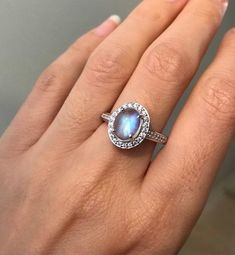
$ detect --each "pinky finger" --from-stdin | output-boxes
[0,15,121,156]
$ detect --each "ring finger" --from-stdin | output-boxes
[90,0,228,179]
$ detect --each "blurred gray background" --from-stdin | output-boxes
[0,1,234,254]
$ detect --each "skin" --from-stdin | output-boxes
[0,0,234,254]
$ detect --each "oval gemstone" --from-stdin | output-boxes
[113,108,141,140]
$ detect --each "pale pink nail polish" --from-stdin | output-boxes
[94,15,121,37]
[222,0,229,16]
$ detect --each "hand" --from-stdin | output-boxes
[0,0,234,254]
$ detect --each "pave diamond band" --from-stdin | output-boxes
[101,102,168,149]
[146,130,168,144]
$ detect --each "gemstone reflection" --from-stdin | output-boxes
[113,108,141,140]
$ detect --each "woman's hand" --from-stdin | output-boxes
[0,0,234,254]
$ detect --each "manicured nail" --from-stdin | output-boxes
[94,15,121,37]
[221,0,229,16]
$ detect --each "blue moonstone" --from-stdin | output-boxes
[114,108,141,140]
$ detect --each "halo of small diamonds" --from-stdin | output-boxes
[108,102,150,149]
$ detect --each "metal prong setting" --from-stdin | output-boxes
[101,113,111,123]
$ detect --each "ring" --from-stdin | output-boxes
[101,102,168,149]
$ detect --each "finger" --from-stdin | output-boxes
[0,16,120,155]
[43,0,189,149]
[115,0,228,130]
[92,0,228,178]
[143,29,235,252]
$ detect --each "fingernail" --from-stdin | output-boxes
[221,0,229,16]
[94,15,121,37]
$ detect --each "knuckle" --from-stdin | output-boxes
[77,188,107,219]
[36,66,61,93]
[75,177,117,219]
[201,76,235,125]
[85,43,131,85]
[190,4,222,26]
[142,43,189,83]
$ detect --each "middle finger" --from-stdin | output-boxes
[40,0,189,150]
